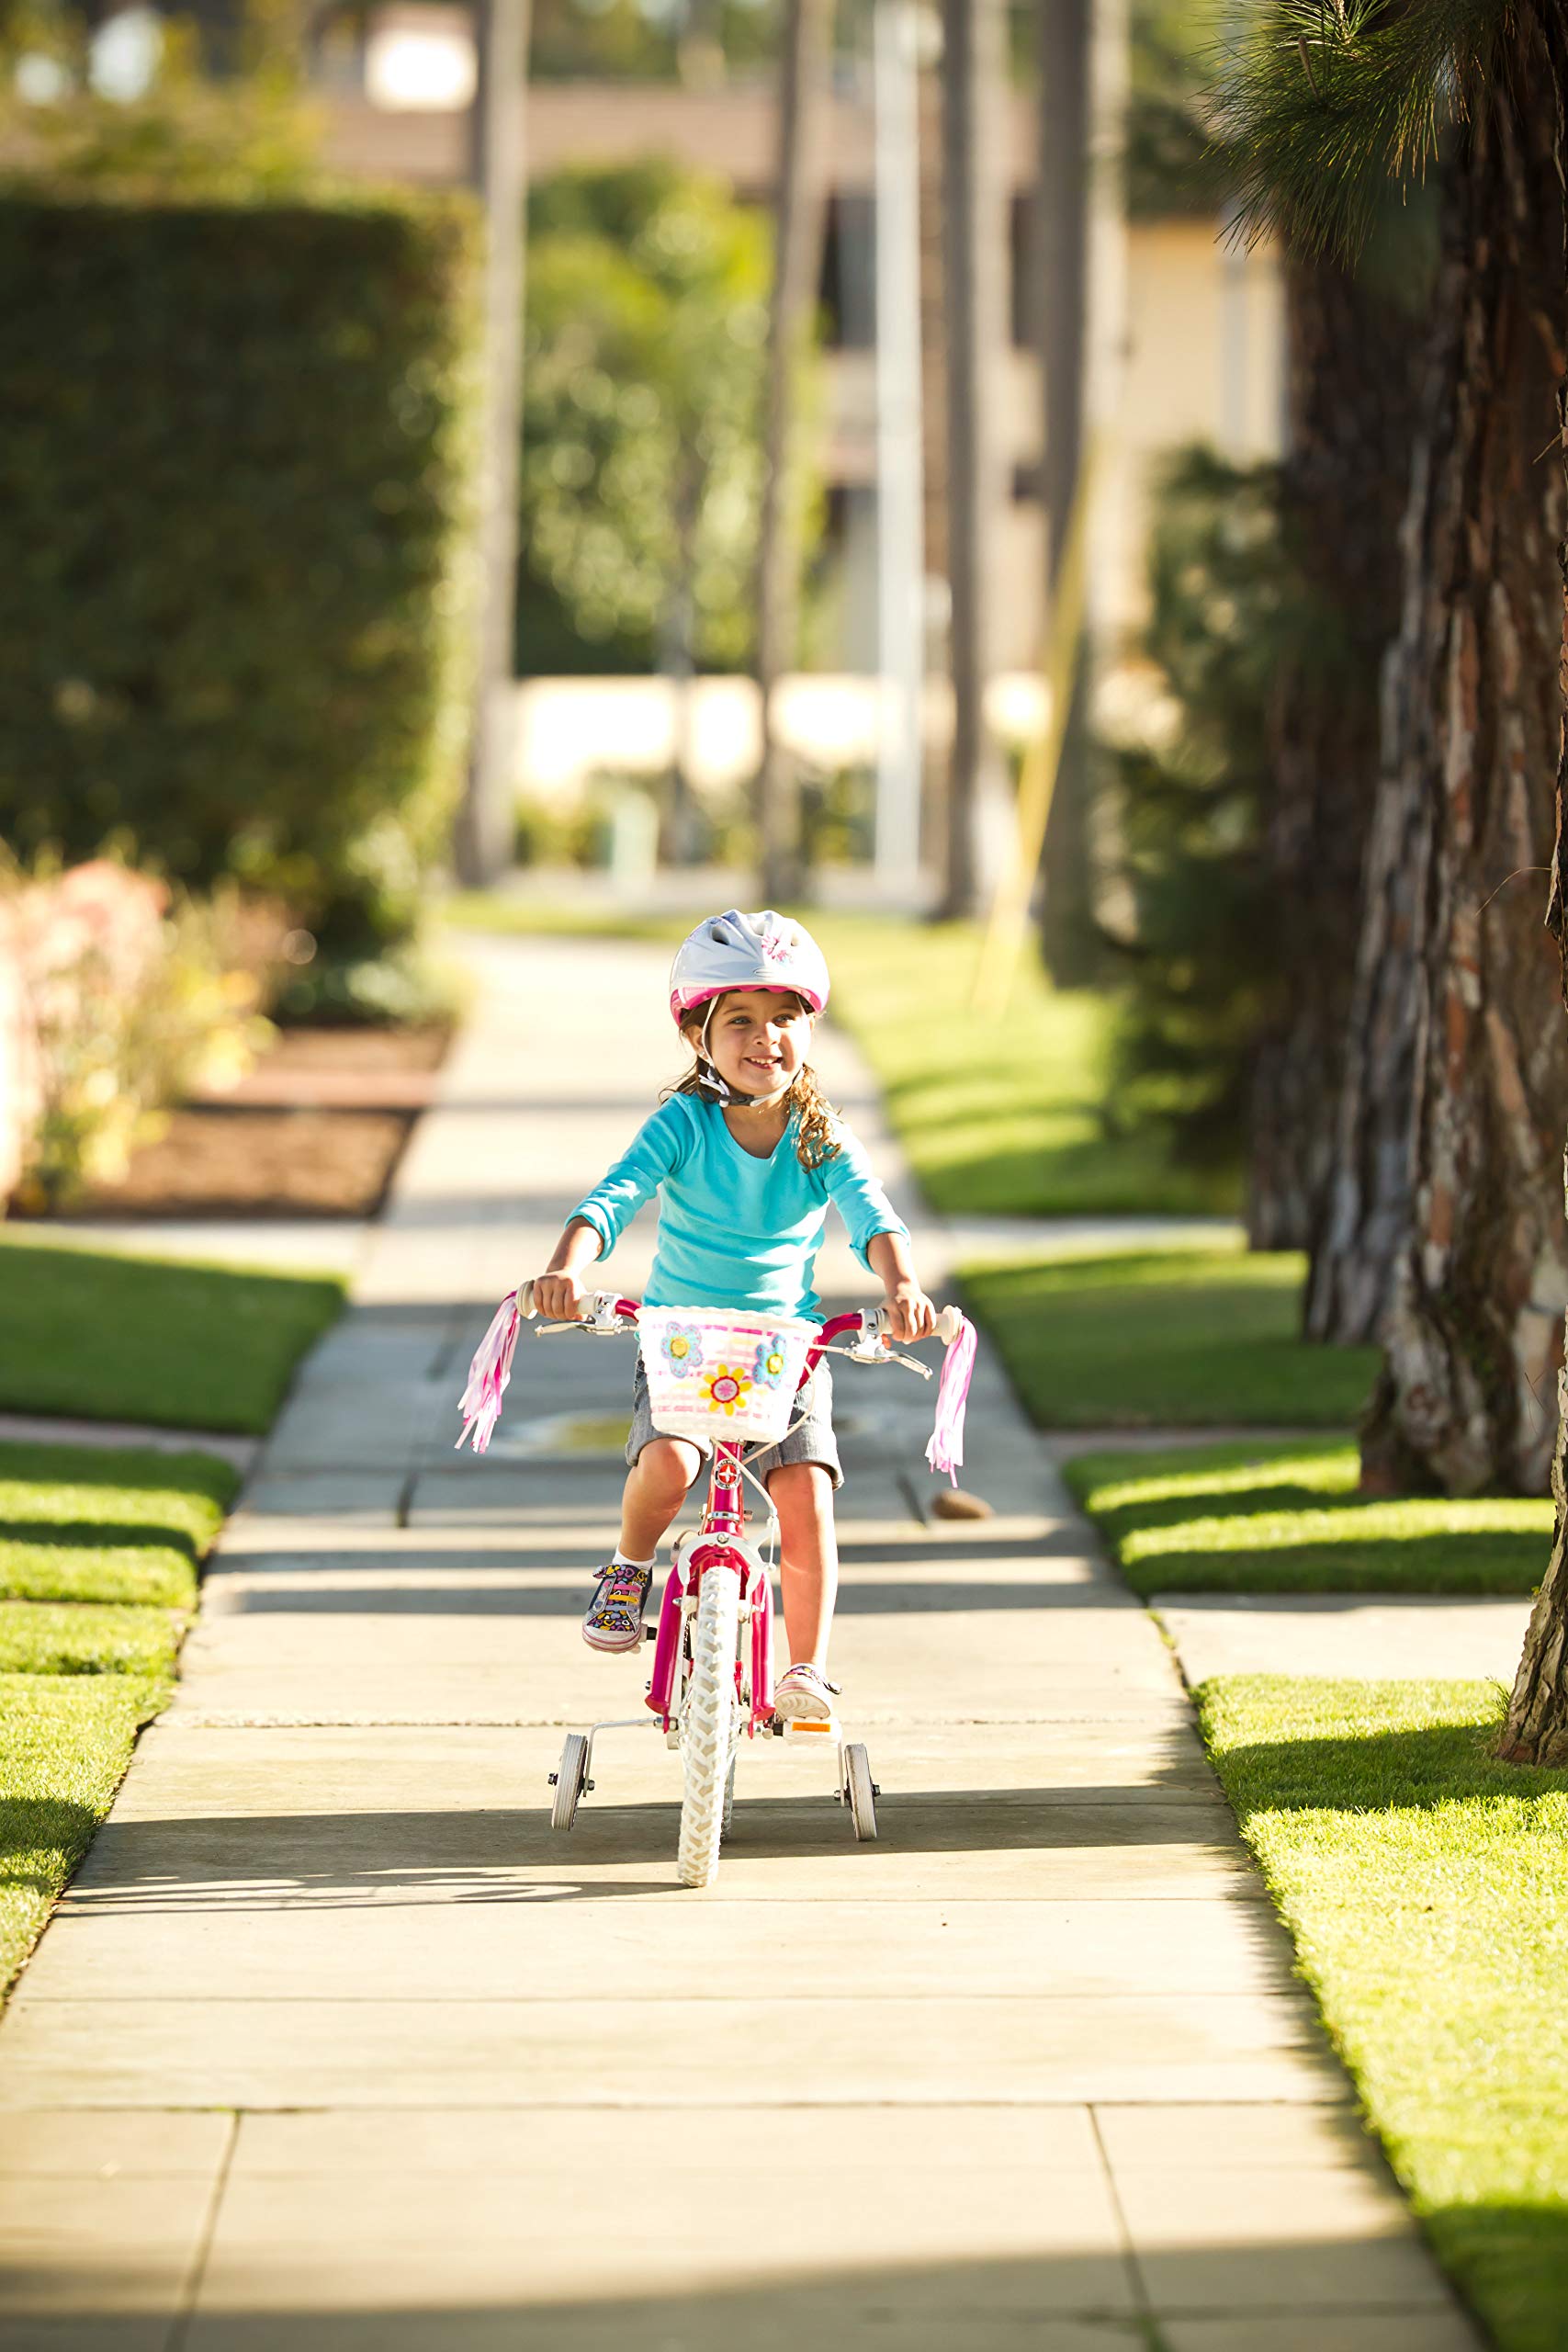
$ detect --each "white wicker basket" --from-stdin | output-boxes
[638,1306,818,1444]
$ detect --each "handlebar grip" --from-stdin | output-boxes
[874,1303,965,1345]
[516,1279,536,1318]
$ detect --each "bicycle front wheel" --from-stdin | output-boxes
[677,1567,739,1888]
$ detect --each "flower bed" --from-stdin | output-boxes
[0,856,279,1213]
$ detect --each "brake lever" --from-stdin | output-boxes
[840,1325,933,1379]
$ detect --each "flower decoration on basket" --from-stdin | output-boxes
[660,1322,705,1379]
[751,1335,789,1388]
[700,1363,753,1415]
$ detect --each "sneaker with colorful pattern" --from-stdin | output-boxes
[582,1560,653,1653]
[771,1661,840,1724]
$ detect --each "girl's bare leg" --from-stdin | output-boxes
[766,1462,839,1669]
[620,1436,701,1559]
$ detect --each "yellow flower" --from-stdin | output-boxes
[701,1363,752,1415]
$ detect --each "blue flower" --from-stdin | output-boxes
[661,1323,704,1378]
[752,1335,789,1387]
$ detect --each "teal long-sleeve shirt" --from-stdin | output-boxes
[570,1091,908,1323]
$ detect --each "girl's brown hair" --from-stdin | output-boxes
[668,992,841,1170]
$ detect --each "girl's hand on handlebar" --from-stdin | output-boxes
[529,1272,588,1322]
[881,1280,937,1343]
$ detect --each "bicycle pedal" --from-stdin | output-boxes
[643,1623,657,1642]
[782,1718,836,1739]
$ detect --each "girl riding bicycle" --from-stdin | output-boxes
[528,909,937,1724]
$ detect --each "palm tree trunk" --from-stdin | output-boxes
[456,0,530,887]
[938,0,1006,918]
[754,0,832,902]
[1500,0,1568,1759]
[1301,596,1435,1341]
[1358,42,1568,1497]
[1247,256,1416,1255]
[1035,0,1097,984]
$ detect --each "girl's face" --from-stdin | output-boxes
[688,989,812,1102]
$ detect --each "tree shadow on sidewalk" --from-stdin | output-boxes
[0,2227,1486,2351]
[58,1722,1244,1917]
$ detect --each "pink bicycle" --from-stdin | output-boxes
[462,1287,974,1889]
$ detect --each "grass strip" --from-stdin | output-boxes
[1201,1676,1568,2352]
[0,1235,344,1433]
[0,1440,236,1607]
[964,1245,1378,1430]
[1065,1436,1552,1596]
[812,916,1239,1218]
[443,898,1240,1219]
[0,1600,182,1679]
[0,1670,165,1994]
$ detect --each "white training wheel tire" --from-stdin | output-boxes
[844,1743,877,1842]
[677,1572,739,1888]
[550,1732,588,1832]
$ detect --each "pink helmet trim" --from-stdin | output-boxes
[669,979,825,1022]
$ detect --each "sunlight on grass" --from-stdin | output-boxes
[1066,1437,1552,1594]
[966,1248,1378,1430]
[0,1441,236,1607]
[0,1440,237,1998]
[0,1234,344,1433]
[812,916,1240,1218]
[0,1600,182,1679]
[0,1670,162,1993]
[1202,1677,1568,2352]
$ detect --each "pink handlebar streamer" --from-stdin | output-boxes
[925,1314,977,1484]
[455,1292,522,1454]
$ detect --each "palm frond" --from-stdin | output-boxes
[1207,0,1513,259]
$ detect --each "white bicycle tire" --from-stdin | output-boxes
[550,1732,588,1832]
[678,1569,739,1887]
[845,1742,877,1842]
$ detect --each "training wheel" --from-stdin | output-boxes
[549,1732,588,1831]
[843,1742,877,1842]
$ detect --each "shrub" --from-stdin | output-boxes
[0,188,482,957]
[1100,447,1300,1166]
[0,854,279,1211]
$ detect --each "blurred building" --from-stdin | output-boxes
[313,5,1282,677]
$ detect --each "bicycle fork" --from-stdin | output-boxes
[646,1536,776,1734]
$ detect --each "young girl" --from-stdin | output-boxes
[530,908,936,1723]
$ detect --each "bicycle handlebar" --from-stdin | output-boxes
[515,1282,962,1351]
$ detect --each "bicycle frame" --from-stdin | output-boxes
[637,1309,866,1736]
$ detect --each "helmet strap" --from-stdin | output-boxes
[696,1004,732,1104]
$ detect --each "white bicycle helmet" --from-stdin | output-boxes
[668,910,830,1025]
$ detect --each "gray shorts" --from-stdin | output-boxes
[626,1357,843,1489]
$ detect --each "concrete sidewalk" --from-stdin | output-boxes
[0,934,1481,2350]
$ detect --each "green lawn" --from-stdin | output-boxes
[0,1234,344,1432]
[1065,1436,1552,1596]
[0,1599,182,1679]
[964,1245,1379,1430]
[1202,1677,1568,2352]
[813,916,1239,1218]
[0,1439,238,1994]
[0,1670,158,1993]
[443,897,1240,1218]
[0,1440,235,1607]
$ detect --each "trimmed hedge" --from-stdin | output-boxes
[0,190,482,953]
